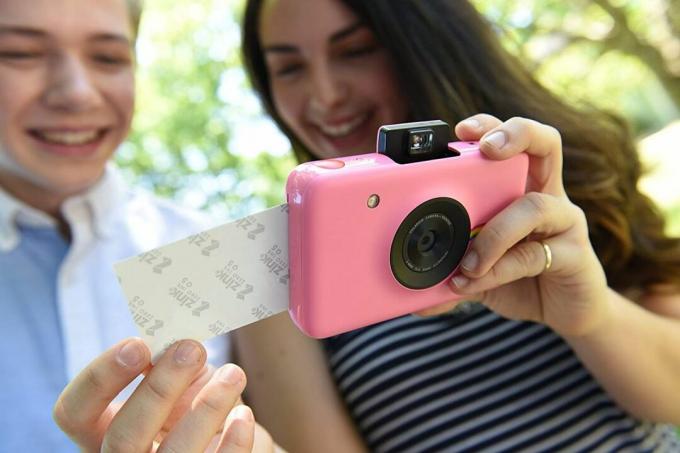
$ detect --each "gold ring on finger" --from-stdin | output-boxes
[540,241,553,272]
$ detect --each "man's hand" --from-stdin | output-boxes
[53,337,269,452]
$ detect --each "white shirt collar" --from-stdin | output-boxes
[0,187,55,251]
[0,164,128,252]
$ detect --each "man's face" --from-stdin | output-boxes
[0,0,135,199]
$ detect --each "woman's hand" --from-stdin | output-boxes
[439,114,610,337]
[53,338,273,453]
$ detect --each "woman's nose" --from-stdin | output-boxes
[42,55,103,112]
[309,62,349,112]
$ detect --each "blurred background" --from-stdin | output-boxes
[117,0,680,234]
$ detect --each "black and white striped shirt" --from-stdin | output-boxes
[323,307,680,452]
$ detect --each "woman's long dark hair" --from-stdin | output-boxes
[242,0,680,294]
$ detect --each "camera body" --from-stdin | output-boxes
[286,121,528,338]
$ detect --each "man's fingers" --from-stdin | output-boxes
[215,405,256,453]
[53,338,150,450]
[102,340,206,452]
[160,364,215,434]
[252,421,277,453]
[159,364,247,452]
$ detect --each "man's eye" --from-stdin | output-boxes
[0,51,42,60]
[92,54,131,66]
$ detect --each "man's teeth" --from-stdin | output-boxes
[36,130,100,145]
[319,114,367,137]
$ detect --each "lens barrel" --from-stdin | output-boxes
[390,198,470,289]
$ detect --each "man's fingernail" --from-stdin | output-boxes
[461,250,479,271]
[483,131,506,150]
[117,340,144,368]
[174,341,202,365]
[232,405,254,422]
[216,364,243,385]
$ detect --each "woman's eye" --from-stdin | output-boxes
[274,63,304,78]
[341,45,378,59]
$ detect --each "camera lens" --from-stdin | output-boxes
[391,198,470,289]
[404,213,454,272]
[417,230,436,253]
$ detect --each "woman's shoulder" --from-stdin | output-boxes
[639,286,680,318]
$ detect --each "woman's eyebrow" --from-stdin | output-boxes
[263,43,298,54]
[263,21,367,55]
[329,21,365,43]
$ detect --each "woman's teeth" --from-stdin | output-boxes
[34,130,101,145]
[318,114,368,137]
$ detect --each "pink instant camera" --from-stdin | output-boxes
[286,120,528,338]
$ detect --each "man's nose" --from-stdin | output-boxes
[42,55,103,112]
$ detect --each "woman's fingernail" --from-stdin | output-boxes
[174,341,202,365]
[117,340,144,368]
[452,275,469,288]
[461,118,480,129]
[217,364,243,385]
[483,131,506,150]
[461,250,479,271]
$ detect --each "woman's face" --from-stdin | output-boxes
[0,0,135,198]
[259,0,409,159]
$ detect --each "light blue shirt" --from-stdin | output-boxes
[0,167,229,452]
[0,225,71,452]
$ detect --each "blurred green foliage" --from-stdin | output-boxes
[119,0,679,230]
[472,0,679,134]
[470,0,680,234]
[117,0,295,220]
[668,204,680,236]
